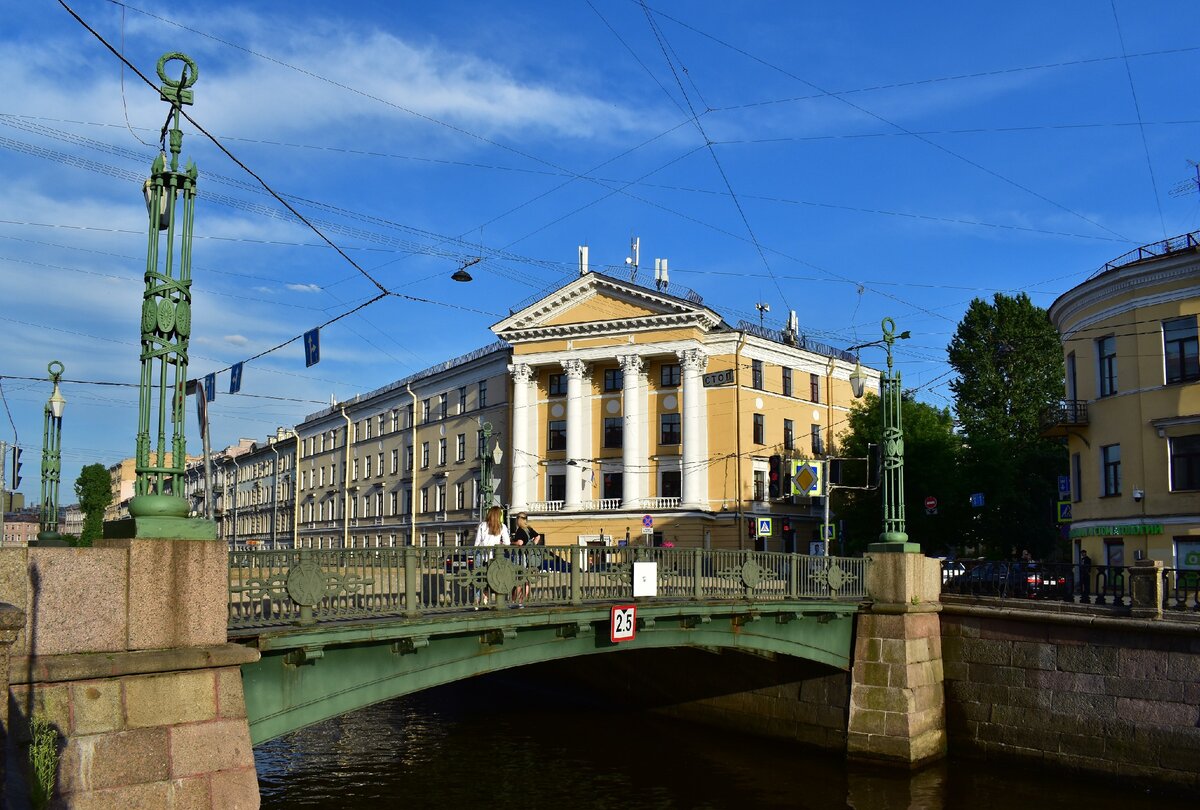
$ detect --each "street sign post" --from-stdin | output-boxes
[610,605,637,642]
[925,495,938,515]
[790,460,824,497]
[702,370,735,388]
[757,517,772,537]
[1057,501,1072,523]
[642,514,653,528]
[1057,475,1071,496]
[970,492,985,508]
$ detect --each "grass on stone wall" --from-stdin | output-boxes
[28,715,58,810]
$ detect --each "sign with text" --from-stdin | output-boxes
[702,369,735,387]
[610,605,637,642]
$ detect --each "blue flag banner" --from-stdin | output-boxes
[304,327,321,367]
[230,362,243,394]
[204,373,216,402]
[190,379,208,439]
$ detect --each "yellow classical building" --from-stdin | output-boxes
[1048,231,1200,569]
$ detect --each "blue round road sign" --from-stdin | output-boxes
[642,514,653,528]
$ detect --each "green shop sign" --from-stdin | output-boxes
[1069,524,1163,538]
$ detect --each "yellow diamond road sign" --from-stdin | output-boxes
[791,460,824,496]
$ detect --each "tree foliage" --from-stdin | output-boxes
[947,293,1067,559]
[74,464,112,546]
[833,394,964,556]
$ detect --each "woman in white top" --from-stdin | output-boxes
[472,506,509,607]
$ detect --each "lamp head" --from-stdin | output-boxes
[849,359,866,399]
[451,268,473,282]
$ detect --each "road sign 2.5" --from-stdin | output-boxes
[610,605,637,642]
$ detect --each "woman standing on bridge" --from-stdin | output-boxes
[473,506,510,608]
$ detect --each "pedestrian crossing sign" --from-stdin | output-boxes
[1057,501,1072,523]
[757,517,772,537]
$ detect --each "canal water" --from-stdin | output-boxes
[255,673,1167,809]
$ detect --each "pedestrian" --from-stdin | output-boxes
[510,512,541,607]
[473,506,509,608]
[1021,549,1032,563]
[1079,549,1092,602]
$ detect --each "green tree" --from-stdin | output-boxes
[833,394,965,556]
[74,464,112,547]
[947,292,1067,559]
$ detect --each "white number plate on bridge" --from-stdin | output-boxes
[610,605,637,642]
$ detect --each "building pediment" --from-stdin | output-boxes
[492,273,722,343]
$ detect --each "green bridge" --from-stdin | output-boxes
[227,546,870,745]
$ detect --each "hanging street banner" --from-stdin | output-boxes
[203,373,216,403]
[790,459,824,497]
[229,362,243,394]
[190,379,208,439]
[304,327,321,367]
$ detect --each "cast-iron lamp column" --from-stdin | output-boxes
[849,318,917,552]
[36,360,67,546]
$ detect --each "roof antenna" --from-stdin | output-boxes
[624,236,639,283]
[755,301,770,330]
[654,257,669,291]
[578,244,589,276]
[783,310,798,344]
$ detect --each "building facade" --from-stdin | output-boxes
[183,432,296,548]
[294,344,511,549]
[1047,231,1200,568]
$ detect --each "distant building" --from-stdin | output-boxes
[2,511,38,547]
[1047,230,1200,568]
[184,431,296,548]
[107,452,201,522]
[1,491,23,513]
[61,503,84,537]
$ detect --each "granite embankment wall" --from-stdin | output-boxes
[940,599,1200,788]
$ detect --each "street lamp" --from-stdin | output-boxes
[124,52,205,536]
[848,318,915,552]
[36,360,67,546]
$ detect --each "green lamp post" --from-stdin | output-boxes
[849,318,918,553]
[36,361,67,547]
[114,52,211,539]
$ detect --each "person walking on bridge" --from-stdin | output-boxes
[511,512,542,607]
[473,506,509,608]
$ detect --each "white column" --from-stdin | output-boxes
[679,349,708,508]
[508,363,534,512]
[563,359,588,510]
[619,355,645,509]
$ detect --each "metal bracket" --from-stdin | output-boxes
[681,615,712,629]
[637,617,656,630]
[283,646,324,667]
[775,612,802,624]
[731,612,761,627]
[392,636,430,655]
[481,628,517,646]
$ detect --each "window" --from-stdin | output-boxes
[421,442,430,469]
[1164,316,1200,384]
[782,368,793,397]
[403,489,412,516]
[352,459,359,481]
[391,449,399,475]
[390,409,399,433]
[364,455,373,478]
[1071,452,1082,502]
[752,360,763,390]
[436,483,446,511]
[458,386,468,413]
[375,492,383,517]
[784,419,794,451]
[456,483,465,510]
[548,474,566,502]
[405,444,413,472]
[1101,444,1121,496]
[377,452,383,477]
[753,470,766,501]
[353,422,359,442]
[753,414,765,444]
[406,403,414,428]
[604,417,624,448]
[439,394,448,420]
[810,373,821,403]
[478,381,488,408]
[319,433,326,453]
[378,414,386,436]
[548,374,567,396]
[1170,435,1200,491]
[661,413,681,445]
[1097,336,1118,397]
[456,433,466,463]
[604,368,624,391]
[661,364,680,387]
[438,438,447,466]
[811,424,824,455]
[364,419,372,440]
[422,399,431,422]
[1105,539,1125,567]
[603,472,624,500]
[548,420,567,451]
[661,470,682,499]
[389,492,397,516]
[420,487,429,512]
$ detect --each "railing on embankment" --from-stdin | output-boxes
[941,559,1200,611]
[228,546,869,630]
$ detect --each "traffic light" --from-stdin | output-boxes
[781,518,795,553]
[828,458,842,485]
[11,447,21,489]
[768,454,781,498]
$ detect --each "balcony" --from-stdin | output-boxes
[528,500,565,513]
[1042,399,1089,438]
[641,497,681,510]
[580,498,622,511]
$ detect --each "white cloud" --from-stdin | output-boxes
[286,283,322,293]
[223,334,249,346]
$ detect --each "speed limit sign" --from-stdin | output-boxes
[610,604,637,642]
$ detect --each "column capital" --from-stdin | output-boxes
[562,359,589,379]
[617,354,645,375]
[508,362,534,384]
[678,348,708,372]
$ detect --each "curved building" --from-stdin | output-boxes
[1047,231,1200,569]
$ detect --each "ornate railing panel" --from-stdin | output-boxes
[228,546,869,630]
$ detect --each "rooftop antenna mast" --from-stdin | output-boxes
[625,236,639,283]
[755,301,770,330]
[654,257,669,291]
[578,245,590,276]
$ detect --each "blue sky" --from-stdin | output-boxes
[2,0,1198,504]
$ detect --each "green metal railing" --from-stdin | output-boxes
[228,546,869,630]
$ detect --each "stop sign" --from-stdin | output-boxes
[924,496,938,510]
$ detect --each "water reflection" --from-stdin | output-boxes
[256,675,1165,809]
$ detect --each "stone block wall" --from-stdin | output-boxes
[941,605,1200,787]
